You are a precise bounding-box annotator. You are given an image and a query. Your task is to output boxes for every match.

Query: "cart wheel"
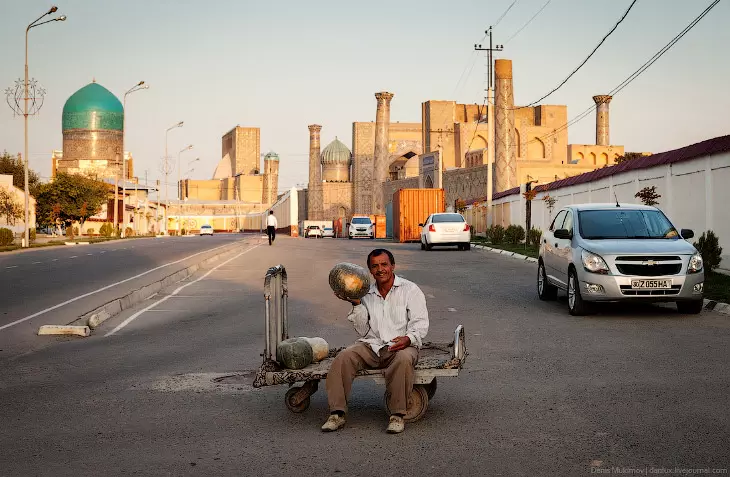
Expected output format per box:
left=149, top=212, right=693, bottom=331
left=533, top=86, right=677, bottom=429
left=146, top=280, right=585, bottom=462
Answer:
left=384, top=385, right=429, bottom=423
left=424, top=378, right=437, bottom=401
left=285, top=386, right=311, bottom=413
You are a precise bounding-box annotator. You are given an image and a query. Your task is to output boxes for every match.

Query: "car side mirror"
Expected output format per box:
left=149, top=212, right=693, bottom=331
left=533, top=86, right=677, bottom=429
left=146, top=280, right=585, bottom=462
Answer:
left=681, top=229, right=694, bottom=239
left=554, top=229, right=572, bottom=240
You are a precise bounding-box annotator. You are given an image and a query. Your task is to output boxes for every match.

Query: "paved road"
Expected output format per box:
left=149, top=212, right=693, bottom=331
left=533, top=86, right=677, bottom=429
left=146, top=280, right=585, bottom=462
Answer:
left=0, top=233, right=252, bottom=356
left=0, top=236, right=728, bottom=476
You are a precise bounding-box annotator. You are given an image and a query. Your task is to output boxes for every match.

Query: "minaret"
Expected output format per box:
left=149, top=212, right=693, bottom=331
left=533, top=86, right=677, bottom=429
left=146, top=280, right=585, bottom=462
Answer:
left=307, top=124, right=323, bottom=220
left=372, top=92, right=394, bottom=215
left=262, top=152, right=280, bottom=205
left=494, top=59, right=517, bottom=193
left=593, top=95, right=612, bottom=146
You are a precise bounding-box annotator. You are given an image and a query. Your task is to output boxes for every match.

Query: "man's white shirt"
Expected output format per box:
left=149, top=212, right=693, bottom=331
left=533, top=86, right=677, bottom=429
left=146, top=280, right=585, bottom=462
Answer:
left=266, top=215, right=278, bottom=227
left=347, top=275, right=429, bottom=354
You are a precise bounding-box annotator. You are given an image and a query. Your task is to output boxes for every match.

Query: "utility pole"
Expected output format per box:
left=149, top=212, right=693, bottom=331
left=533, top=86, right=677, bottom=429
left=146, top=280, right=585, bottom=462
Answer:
left=475, top=27, right=503, bottom=228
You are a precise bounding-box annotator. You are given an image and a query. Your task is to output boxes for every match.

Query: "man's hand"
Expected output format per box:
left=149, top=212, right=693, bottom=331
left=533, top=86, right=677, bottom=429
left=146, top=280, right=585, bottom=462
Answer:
left=334, top=291, right=360, bottom=306
left=388, top=335, right=411, bottom=352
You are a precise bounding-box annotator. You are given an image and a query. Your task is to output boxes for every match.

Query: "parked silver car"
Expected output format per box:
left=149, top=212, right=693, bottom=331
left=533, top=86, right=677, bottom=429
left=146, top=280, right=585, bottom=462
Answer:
left=537, top=203, right=704, bottom=315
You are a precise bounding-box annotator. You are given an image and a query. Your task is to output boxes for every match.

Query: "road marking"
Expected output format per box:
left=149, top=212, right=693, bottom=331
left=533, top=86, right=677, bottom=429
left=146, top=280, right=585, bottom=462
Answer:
left=51, top=259, right=58, bottom=262
left=70, top=256, right=78, bottom=259
left=106, top=244, right=259, bottom=336
left=87, top=253, right=93, bottom=256
left=5, top=266, right=17, bottom=269
left=0, top=241, right=240, bottom=332
left=448, top=308, right=457, bottom=312
left=100, top=251, right=106, bottom=254
left=32, top=261, right=41, bottom=264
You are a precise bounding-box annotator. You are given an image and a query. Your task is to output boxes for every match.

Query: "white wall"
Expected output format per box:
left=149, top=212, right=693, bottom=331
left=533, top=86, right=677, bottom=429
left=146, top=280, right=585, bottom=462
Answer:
left=480, top=151, right=730, bottom=270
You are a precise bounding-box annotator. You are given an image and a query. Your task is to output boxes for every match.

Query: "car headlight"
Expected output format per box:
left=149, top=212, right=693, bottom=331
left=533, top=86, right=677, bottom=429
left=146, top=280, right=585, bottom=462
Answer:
left=581, top=250, right=609, bottom=274
left=688, top=252, right=703, bottom=274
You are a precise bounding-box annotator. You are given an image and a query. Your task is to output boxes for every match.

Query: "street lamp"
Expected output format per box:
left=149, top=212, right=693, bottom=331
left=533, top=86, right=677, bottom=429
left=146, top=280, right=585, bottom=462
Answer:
left=177, top=145, right=193, bottom=232
left=181, top=167, right=194, bottom=235
left=163, top=121, right=183, bottom=234
left=19, top=6, right=66, bottom=247
left=120, top=81, right=148, bottom=237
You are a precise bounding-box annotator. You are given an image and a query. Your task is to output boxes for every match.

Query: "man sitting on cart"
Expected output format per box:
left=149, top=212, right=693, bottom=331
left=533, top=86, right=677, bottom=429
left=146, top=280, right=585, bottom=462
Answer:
left=323, top=248, right=429, bottom=434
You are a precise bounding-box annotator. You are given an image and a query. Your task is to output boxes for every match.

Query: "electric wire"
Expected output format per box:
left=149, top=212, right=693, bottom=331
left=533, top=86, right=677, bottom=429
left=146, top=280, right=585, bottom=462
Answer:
left=504, top=0, right=552, bottom=44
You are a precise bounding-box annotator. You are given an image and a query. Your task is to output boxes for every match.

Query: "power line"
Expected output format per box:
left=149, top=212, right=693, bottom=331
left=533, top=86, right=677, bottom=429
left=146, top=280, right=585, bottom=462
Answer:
left=522, top=0, right=639, bottom=107
left=505, top=0, right=552, bottom=45
left=493, top=0, right=518, bottom=27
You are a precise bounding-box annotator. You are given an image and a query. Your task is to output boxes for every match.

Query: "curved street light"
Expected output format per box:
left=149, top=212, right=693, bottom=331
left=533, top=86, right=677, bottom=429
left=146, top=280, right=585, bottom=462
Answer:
left=177, top=145, right=193, bottom=232
left=162, top=121, right=183, bottom=234
left=119, top=80, right=148, bottom=237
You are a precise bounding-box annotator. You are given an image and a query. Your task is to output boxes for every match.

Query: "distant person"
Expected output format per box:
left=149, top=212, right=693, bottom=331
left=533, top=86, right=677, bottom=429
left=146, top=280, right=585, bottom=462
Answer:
left=266, top=211, right=278, bottom=245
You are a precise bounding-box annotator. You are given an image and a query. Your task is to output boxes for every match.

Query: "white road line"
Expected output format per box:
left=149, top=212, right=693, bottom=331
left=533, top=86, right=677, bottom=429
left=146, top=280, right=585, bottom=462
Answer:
left=0, top=241, right=240, bottom=332
left=70, top=256, right=78, bottom=259
left=100, top=251, right=106, bottom=254
left=51, top=259, right=58, bottom=262
left=105, top=244, right=259, bottom=336
left=87, top=253, right=93, bottom=256
left=5, top=266, right=17, bottom=269
left=32, top=261, right=41, bottom=264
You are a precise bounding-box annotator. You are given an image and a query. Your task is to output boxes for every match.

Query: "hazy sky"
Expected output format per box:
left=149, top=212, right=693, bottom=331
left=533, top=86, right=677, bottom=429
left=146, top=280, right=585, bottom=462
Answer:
left=1, top=0, right=728, bottom=197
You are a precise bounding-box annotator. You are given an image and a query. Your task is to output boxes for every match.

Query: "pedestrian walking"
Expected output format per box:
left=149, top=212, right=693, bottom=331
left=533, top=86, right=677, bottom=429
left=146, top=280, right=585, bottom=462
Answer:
left=266, top=211, right=278, bottom=245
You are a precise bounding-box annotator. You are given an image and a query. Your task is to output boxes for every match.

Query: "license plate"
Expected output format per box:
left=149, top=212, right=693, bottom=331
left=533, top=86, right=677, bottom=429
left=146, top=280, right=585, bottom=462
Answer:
left=445, top=228, right=456, bottom=233
left=631, top=279, right=672, bottom=289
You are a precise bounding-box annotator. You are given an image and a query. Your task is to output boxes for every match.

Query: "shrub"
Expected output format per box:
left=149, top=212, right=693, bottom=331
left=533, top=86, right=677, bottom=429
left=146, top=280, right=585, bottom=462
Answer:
left=527, top=227, right=542, bottom=247
left=693, top=230, right=724, bottom=272
left=65, top=226, right=74, bottom=238
left=124, top=227, right=134, bottom=237
left=73, top=226, right=79, bottom=236
left=181, top=228, right=187, bottom=236
left=28, top=228, right=36, bottom=244
left=505, top=224, right=525, bottom=244
left=489, top=225, right=505, bottom=245
left=169, top=230, right=178, bottom=236
left=87, top=228, right=95, bottom=236
left=99, top=222, right=113, bottom=237
left=0, top=228, right=13, bottom=246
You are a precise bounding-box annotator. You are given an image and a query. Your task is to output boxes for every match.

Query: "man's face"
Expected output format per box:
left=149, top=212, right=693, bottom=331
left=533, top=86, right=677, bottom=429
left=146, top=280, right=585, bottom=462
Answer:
left=368, top=253, right=395, bottom=286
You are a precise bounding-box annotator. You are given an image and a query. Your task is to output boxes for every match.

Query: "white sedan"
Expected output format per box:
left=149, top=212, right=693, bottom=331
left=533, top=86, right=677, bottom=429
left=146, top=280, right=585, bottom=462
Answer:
left=200, top=224, right=214, bottom=236
left=419, top=213, right=471, bottom=251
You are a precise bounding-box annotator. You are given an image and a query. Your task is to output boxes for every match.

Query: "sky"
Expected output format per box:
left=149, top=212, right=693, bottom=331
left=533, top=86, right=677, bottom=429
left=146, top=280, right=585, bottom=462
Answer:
left=1, top=0, right=728, bottom=199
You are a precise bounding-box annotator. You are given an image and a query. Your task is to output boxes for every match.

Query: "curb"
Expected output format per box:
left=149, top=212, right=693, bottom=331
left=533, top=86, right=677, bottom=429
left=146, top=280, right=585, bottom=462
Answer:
left=471, top=242, right=730, bottom=315
left=70, top=241, right=248, bottom=330
left=38, top=325, right=90, bottom=337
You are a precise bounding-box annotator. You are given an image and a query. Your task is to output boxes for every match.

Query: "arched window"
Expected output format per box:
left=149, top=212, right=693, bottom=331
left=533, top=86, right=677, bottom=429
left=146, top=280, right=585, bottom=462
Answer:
left=425, top=175, right=434, bottom=188
left=514, top=128, right=521, bottom=157
left=528, top=137, right=545, bottom=159
left=590, top=152, right=597, bottom=165
left=601, top=152, right=609, bottom=165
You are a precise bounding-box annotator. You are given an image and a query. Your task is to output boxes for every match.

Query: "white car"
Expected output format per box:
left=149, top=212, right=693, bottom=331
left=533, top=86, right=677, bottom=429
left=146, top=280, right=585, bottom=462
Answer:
left=348, top=216, right=374, bottom=239
left=420, top=213, right=471, bottom=251
left=322, top=227, right=335, bottom=238
left=200, top=224, right=214, bottom=236
left=305, top=226, right=322, bottom=238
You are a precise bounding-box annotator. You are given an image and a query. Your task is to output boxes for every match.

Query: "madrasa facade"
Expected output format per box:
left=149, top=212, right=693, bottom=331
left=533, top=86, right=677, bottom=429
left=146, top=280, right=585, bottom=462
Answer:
left=306, top=58, right=626, bottom=222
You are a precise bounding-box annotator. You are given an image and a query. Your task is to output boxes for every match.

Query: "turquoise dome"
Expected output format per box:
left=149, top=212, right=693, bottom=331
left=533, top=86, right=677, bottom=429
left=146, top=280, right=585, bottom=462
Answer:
left=321, top=138, right=351, bottom=165
left=62, top=81, right=123, bottom=131
left=264, top=151, right=280, bottom=161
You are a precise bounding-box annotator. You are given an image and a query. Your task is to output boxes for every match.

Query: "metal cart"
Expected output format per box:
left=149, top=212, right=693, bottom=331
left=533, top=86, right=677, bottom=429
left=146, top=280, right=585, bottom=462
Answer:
left=252, top=265, right=467, bottom=422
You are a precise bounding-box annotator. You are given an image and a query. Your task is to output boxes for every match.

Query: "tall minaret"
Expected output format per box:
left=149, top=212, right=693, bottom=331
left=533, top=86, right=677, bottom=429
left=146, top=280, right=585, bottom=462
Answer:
left=494, top=59, right=517, bottom=193
left=307, top=124, right=323, bottom=220
left=593, top=95, right=612, bottom=146
left=262, top=152, right=280, bottom=205
left=372, top=92, right=394, bottom=215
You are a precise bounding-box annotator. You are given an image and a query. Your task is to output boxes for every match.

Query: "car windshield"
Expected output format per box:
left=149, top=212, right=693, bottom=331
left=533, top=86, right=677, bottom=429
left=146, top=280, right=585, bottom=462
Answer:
left=324, top=228, right=333, bottom=231
left=578, top=209, right=679, bottom=239
left=351, top=218, right=371, bottom=225
left=432, top=214, right=465, bottom=223
left=309, top=226, right=319, bottom=229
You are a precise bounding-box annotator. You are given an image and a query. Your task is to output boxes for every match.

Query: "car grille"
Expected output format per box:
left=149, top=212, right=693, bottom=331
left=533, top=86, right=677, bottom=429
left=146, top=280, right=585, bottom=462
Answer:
left=620, top=285, right=682, bottom=296
left=615, top=264, right=682, bottom=276
left=615, top=256, right=681, bottom=261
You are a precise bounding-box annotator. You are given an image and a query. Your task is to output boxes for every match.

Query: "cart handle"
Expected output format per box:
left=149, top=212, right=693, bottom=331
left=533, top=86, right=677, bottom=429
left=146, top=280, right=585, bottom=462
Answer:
left=453, top=324, right=466, bottom=361
left=264, top=265, right=289, bottom=362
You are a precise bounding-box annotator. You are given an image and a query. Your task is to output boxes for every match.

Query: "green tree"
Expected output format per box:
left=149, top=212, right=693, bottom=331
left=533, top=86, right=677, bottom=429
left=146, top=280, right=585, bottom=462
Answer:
left=614, top=152, right=645, bottom=164
left=0, top=151, right=42, bottom=197
left=36, top=173, right=108, bottom=229
left=0, top=187, right=23, bottom=225
left=635, top=186, right=661, bottom=206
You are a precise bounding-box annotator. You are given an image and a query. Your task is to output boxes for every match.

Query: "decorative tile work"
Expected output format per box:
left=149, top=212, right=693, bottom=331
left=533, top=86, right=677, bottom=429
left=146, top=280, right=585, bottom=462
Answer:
left=62, top=111, right=123, bottom=131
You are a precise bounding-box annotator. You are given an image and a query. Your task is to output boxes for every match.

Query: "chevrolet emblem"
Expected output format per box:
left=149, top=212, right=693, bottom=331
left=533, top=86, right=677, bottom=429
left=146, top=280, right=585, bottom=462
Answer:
left=643, top=260, right=657, bottom=266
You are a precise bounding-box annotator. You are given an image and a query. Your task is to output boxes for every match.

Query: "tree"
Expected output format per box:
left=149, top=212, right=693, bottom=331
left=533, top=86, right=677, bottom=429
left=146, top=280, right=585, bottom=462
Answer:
left=542, top=194, right=557, bottom=217
left=0, top=151, right=42, bottom=197
left=36, top=173, right=108, bottom=229
left=614, top=152, right=645, bottom=164
left=635, top=186, right=661, bottom=206
left=0, top=187, right=23, bottom=225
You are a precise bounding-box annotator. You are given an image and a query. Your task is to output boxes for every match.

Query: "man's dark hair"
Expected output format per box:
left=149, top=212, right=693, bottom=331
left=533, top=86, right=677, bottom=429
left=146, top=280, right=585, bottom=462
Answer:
left=269, top=210, right=274, bottom=214
left=367, top=249, right=395, bottom=267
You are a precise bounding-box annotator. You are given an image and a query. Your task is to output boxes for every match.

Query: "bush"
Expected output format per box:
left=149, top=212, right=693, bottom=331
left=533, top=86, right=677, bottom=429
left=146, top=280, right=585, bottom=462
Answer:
left=505, top=224, right=525, bottom=244
left=488, top=225, right=505, bottom=245
left=0, top=228, right=13, bottom=246
left=528, top=227, right=542, bottom=247
left=169, top=230, right=178, bottom=236
left=87, top=228, right=95, bottom=236
left=694, top=230, right=724, bottom=272
left=181, top=228, right=187, bottom=236
left=124, top=227, right=134, bottom=237
left=99, top=222, right=113, bottom=237
left=28, top=228, right=36, bottom=244
left=65, top=226, right=74, bottom=238
left=73, top=226, right=79, bottom=236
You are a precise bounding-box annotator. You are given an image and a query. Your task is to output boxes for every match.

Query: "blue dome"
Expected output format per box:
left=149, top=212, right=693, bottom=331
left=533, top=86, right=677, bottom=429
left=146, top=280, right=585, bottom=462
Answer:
left=62, top=81, right=123, bottom=131
left=321, top=138, right=351, bottom=165
left=264, top=151, right=280, bottom=161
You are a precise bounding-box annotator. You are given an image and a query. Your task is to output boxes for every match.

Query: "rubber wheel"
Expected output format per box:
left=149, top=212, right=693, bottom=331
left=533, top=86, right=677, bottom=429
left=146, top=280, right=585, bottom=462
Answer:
left=537, top=262, right=558, bottom=301
left=425, top=241, right=432, bottom=251
left=677, top=299, right=704, bottom=314
left=568, top=269, right=589, bottom=316
left=384, top=385, right=429, bottom=423
left=285, top=386, right=311, bottom=413
left=348, top=236, right=352, bottom=240
left=463, top=243, right=471, bottom=251
left=424, top=378, right=437, bottom=401
left=420, top=241, right=425, bottom=250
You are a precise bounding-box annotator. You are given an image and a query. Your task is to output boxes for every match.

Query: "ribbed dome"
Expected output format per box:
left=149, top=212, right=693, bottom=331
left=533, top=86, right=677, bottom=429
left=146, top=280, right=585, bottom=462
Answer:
left=264, top=151, right=280, bottom=161
left=321, top=138, right=351, bottom=165
left=62, top=81, right=123, bottom=131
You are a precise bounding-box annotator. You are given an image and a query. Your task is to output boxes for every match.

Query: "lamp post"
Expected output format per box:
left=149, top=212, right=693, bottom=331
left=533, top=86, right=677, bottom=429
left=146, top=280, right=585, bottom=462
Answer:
left=20, top=6, right=66, bottom=247
left=121, top=81, right=148, bottom=237
left=163, top=121, right=183, bottom=234
left=181, top=167, right=195, bottom=234
left=176, top=145, right=193, bottom=232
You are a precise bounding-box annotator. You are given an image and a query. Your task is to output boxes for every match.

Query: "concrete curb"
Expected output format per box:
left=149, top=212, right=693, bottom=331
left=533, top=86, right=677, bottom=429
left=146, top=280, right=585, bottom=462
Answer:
left=38, top=325, right=90, bottom=337
left=64, top=241, right=90, bottom=246
left=472, top=242, right=729, bottom=314
left=71, top=241, right=248, bottom=330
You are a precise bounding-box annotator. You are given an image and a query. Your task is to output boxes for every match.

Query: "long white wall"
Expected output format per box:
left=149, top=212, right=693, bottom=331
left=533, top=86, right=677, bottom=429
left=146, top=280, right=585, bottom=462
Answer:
left=476, top=150, right=730, bottom=270
left=244, top=187, right=300, bottom=236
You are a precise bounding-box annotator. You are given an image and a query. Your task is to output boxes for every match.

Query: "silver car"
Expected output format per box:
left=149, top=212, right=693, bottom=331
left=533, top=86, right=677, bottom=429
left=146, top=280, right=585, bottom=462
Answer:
left=537, top=203, right=704, bottom=315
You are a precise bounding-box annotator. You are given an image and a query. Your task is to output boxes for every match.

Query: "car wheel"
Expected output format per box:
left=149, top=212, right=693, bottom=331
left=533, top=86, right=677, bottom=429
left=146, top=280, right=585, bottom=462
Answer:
left=567, top=269, right=589, bottom=316
left=537, top=261, right=558, bottom=301
left=348, top=235, right=352, bottom=240
left=420, top=241, right=425, bottom=250
left=676, top=299, right=704, bottom=314
left=463, top=243, right=471, bottom=251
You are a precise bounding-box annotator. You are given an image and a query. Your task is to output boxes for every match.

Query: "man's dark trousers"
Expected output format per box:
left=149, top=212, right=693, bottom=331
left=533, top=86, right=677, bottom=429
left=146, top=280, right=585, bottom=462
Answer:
left=267, top=226, right=276, bottom=245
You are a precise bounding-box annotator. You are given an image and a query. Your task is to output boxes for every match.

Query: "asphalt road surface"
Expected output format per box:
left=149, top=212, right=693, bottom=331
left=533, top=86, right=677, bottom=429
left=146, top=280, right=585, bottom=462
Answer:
left=0, top=235, right=728, bottom=476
